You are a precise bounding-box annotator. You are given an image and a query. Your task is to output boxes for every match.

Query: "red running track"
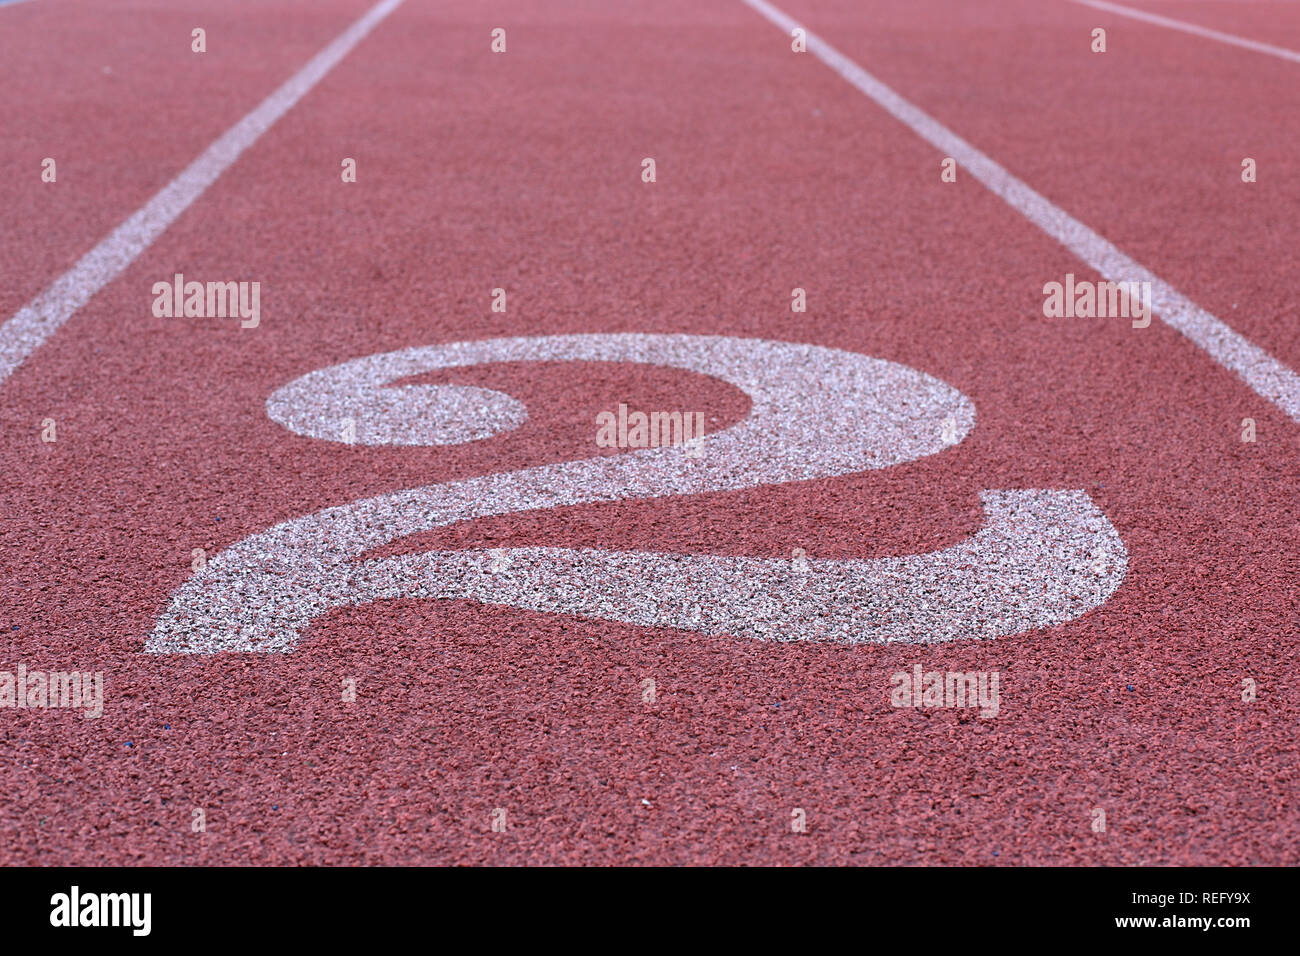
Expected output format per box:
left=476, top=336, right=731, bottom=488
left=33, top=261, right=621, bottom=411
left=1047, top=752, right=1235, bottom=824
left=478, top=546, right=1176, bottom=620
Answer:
left=0, top=0, right=1296, bottom=864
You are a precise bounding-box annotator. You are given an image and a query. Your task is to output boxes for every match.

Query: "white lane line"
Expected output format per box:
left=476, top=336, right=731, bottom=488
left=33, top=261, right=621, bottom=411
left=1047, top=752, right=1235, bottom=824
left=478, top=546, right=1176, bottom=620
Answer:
left=742, top=0, right=1300, bottom=423
left=1069, top=0, right=1300, bottom=64
left=0, top=0, right=406, bottom=387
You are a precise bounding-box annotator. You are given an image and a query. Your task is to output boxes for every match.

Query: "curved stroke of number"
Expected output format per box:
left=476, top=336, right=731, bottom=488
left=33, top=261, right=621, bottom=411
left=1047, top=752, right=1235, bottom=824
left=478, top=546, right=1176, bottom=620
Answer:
left=146, top=334, right=1127, bottom=653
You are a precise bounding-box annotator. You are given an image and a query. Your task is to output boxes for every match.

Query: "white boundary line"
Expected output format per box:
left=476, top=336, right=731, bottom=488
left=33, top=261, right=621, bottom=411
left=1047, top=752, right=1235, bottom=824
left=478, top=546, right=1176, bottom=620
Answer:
left=742, top=0, right=1300, bottom=423
left=1070, top=0, right=1300, bottom=64
left=0, top=0, right=406, bottom=386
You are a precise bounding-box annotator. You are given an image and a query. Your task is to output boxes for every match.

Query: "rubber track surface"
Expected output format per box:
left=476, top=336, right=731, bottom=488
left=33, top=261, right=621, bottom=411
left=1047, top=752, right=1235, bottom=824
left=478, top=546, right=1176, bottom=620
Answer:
left=0, top=0, right=1296, bottom=864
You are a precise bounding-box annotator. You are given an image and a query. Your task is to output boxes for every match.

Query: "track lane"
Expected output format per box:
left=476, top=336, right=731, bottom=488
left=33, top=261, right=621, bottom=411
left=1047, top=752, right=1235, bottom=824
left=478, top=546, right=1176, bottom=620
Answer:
left=1, top=0, right=1296, bottom=864
left=778, top=0, right=1300, bottom=377
left=0, top=0, right=380, bottom=362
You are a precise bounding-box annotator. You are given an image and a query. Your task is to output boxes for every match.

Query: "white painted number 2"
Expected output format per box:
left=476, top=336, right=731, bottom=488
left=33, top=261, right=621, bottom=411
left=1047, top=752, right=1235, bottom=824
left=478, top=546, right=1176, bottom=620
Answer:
left=148, top=334, right=1126, bottom=652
